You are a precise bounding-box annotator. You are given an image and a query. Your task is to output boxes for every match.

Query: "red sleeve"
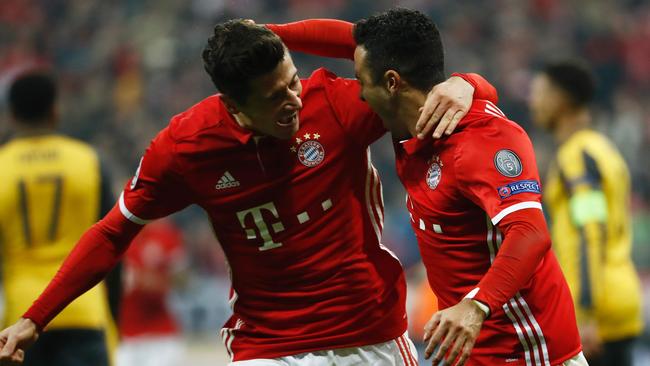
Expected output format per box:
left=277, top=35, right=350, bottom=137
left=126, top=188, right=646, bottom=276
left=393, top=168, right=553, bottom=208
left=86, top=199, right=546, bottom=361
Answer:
left=23, top=205, right=142, bottom=330
left=453, top=113, right=546, bottom=314
left=266, top=19, right=355, bottom=60
left=455, top=115, right=542, bottom=225
left=452, top=72, right=498, bottom=104
left=317, top=70, right=386, bottom=147
left=119, top=127, right=191, bottom=223
left=467, top=209, right=552, bottom=315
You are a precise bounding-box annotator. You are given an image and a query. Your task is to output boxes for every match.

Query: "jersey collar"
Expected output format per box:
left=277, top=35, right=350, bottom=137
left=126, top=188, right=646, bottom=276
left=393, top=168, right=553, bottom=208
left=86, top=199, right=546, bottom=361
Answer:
left=398, top=134, right=434, bottom=155
left=220, top=104, right=255, bottom=145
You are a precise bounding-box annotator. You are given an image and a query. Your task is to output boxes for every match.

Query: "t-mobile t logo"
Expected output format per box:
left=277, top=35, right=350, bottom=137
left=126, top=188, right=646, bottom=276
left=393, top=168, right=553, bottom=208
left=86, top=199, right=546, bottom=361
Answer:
left=236, top=202, right=284, bottom=251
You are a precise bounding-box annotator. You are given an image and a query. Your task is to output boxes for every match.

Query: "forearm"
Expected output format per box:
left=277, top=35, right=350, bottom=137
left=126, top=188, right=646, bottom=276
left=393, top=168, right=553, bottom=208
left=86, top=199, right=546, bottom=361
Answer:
left=23, top=205, right=142, bottom=330
left=266, top=19, right=355, bottom=60
left=469, top=209, right=550, bottom=314
left=451, top=73, right=498, bottom=104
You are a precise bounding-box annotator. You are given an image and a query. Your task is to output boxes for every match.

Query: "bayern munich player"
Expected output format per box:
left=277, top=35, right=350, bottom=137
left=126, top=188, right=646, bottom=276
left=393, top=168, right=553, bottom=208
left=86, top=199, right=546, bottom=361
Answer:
left=0, top=18, right=496, bottom=366
left=268, top=9, right=588, bottom=366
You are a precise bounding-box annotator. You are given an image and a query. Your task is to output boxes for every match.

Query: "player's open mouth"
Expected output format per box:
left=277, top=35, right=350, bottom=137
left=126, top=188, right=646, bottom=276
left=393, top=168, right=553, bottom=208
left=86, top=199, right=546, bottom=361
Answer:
left=276, top=113, right=298, bottom=127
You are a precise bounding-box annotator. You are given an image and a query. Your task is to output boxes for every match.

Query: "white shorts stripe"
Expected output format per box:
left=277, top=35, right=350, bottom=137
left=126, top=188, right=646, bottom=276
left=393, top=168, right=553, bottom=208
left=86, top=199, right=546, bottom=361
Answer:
left=395, top=336, right=413, bottom=366
left=118, top=191, right=152, bottom=225
left=491, top=201, right=543, bottom=225
left=402, top=334, right=418, bottom=366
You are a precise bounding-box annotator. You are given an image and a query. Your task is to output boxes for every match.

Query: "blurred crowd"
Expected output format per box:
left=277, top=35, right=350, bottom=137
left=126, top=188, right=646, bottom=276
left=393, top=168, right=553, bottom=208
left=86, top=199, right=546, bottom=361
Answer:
left=1, top=0, right=649, bottom=357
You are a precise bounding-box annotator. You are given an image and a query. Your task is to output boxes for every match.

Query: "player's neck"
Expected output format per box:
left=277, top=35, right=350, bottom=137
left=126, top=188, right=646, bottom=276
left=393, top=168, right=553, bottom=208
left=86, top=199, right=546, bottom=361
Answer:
left=395, top=89, right=426, bottom=139
left=13, top=120, right=57, bottom=137
left=553, top=108, right=591, bottom=143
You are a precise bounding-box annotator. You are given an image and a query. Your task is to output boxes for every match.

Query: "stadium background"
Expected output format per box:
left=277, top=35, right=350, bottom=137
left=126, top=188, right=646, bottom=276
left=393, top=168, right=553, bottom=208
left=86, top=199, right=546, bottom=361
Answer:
left=1, top=0, right=648, bottom=364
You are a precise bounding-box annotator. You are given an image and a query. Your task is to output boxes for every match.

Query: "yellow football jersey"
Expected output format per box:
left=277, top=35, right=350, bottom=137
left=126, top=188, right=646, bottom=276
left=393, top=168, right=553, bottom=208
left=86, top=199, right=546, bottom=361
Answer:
left=0, top=134, right=112, bottom=330
left=545, top=129, right=643, bottom=341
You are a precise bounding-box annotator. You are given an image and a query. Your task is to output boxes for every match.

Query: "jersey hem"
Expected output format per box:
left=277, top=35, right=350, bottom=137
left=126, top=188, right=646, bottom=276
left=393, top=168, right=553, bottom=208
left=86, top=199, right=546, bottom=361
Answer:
left=550, top=345, right=583, bottom=366
left=230, top=325, right=407, bottom=362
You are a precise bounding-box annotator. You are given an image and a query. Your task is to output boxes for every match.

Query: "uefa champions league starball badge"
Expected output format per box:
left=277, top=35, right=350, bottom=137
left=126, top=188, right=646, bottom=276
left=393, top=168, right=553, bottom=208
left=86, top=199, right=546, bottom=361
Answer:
left=426, top=155, right=443, bottom=190
left=290, top=132, right=325, bottom=167
left=494, top=149, right=523, bottom=177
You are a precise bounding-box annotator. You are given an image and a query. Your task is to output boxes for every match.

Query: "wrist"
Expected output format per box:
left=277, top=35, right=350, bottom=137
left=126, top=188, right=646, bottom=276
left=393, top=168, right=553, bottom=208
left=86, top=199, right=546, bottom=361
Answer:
left=20, top=317, right=41, bottom=334
left=470, top=299, right=489, bottom=320
left=450, top=73, right=476, bottom=95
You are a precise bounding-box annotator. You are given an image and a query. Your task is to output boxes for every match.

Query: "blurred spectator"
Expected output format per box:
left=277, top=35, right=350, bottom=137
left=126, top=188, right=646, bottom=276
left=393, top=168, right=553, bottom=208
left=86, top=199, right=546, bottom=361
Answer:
left=117, top=219, right=187, bottom=366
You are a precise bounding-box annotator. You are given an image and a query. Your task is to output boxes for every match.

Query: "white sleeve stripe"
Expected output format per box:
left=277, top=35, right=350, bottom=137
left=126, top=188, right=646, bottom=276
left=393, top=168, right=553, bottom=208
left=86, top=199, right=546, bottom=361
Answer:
left=491, top=201, right=543, bottom=225
left=118, top=191, right=152, bottom=225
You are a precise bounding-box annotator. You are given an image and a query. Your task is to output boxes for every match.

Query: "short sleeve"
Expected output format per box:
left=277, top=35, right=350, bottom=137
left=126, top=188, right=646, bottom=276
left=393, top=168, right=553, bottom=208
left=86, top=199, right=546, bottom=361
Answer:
left=320, top=70, right=387, bottom=147
left=455, top=119, right=543, bottom=225
left=119, top=128, right=191, bottom=224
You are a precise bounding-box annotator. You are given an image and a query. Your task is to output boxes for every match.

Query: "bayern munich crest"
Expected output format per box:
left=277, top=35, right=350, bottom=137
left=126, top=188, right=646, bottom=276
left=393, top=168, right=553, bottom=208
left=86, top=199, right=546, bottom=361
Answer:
left=291, top=132, right=325, bottom=167
left=426, top=156, right=443, bottom=190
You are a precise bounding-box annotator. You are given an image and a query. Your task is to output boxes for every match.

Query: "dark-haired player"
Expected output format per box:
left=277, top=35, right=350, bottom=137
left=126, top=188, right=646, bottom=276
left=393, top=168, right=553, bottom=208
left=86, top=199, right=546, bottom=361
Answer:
left=530, top=61, right=642, bottom=366
left=0, top=71, right=119, bottom=366
left=269, top=9, right=587, bottom=366
left=0, top=21, right=495, bottom=366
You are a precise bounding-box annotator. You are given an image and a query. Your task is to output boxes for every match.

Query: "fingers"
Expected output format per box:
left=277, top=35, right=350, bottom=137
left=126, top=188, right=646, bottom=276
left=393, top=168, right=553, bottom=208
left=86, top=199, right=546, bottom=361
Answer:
left=446, top=110, right=465, bottom=135
left=0, top=336, right=16, bottom=359
left=454, top=338, right=476, bottom=366
left=424, top=321, right=447, bottom=360
left=10, top=349, right=24, bottom=363
left=432, top=108, right=455, bottom=139
left=431, top=326, right=459, bottom=365
left=423, top=313, right=441, bottom=343
left=444, top=333, right=466, bottom=366
left=416, top=101, right=443, bottom=139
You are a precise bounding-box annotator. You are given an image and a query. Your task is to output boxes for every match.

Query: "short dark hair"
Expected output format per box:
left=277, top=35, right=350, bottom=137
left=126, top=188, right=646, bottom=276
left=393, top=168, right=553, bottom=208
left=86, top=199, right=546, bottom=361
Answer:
left=8, top=71, right=57, bottom=124
left=543, top=60, right=595, bottom=107
left=353, top=8, right=445, bottom=92
left=202, top=20, right=286, bottom=104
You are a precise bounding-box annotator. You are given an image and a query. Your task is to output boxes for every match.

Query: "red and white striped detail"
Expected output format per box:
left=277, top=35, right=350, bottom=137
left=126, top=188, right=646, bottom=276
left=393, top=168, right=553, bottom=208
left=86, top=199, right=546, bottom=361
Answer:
left=394, top=333, right=419, bottom=366
left=365, top=149, right=398, bottom=261
left=484, top=101, right=506, bottom=119
left=485, top=218, right=550, bottom=366
left=220, top=318, right=244, bottom=362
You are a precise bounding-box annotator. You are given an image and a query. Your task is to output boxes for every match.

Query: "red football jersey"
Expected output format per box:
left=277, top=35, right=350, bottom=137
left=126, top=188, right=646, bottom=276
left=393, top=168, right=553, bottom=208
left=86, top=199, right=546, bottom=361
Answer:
left=119, top=68, right=407, bottom=361
left=395, top=100, right=581, bottom=366
left=119, top=219, right=184, bottom=338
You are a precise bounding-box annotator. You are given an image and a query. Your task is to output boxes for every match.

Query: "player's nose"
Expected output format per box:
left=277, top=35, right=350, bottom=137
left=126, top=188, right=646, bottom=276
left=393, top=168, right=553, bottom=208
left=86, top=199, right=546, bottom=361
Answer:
left=288, top=90, right=303, bottom=110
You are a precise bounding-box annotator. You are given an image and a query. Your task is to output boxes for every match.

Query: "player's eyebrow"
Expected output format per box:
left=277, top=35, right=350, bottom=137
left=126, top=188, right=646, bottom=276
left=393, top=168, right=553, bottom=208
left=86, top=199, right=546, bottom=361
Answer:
left=266, top=71, right=299, bottom=100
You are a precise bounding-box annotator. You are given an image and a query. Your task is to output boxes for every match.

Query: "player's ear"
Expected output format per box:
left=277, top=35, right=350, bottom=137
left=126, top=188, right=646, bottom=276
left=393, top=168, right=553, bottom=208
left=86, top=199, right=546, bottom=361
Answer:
left=384, top=70, right=401, bottom=96
left=219, top=94, right=241, bottom=115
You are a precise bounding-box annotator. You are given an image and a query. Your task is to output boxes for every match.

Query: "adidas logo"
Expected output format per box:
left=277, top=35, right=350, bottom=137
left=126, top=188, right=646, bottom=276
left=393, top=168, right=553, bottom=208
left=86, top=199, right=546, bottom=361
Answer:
left=215, top=171, right=240, bottom=190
